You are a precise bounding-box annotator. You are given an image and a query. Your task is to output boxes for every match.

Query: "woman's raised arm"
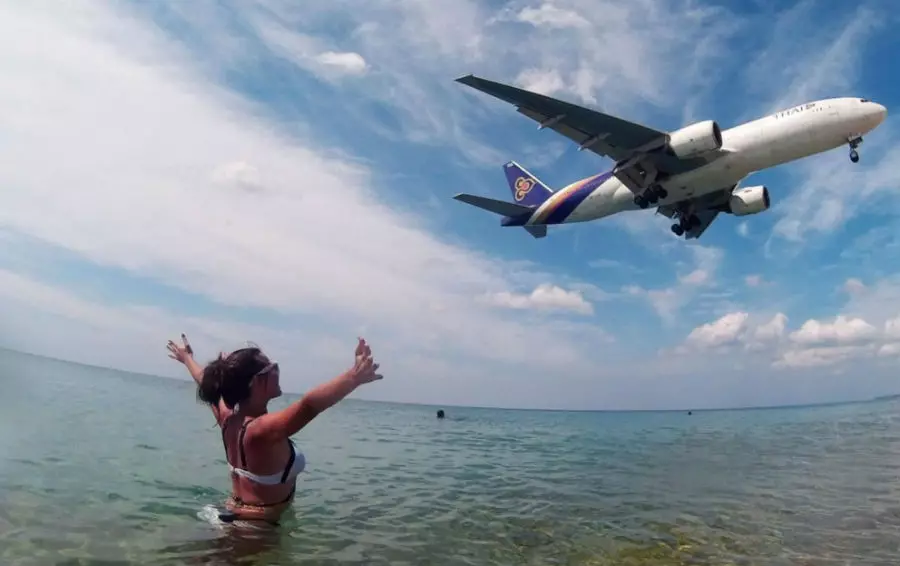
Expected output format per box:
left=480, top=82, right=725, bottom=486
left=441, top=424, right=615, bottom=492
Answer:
left=248, top=338, right=383, bottom=444
left=167, top=334, right=230, bottom=423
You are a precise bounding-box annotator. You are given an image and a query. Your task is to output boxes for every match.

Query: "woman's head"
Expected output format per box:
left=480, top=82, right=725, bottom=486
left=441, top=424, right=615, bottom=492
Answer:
left=197, top=345, right=282, bottom=409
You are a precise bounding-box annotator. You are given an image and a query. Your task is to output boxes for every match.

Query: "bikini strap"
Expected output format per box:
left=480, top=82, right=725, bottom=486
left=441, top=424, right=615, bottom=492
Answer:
left=230, top=417, right=294, bottom=485
left=279, top=439, right=296, bottom=484
left=238, top=419, right=253, bottom=468
left=220, top=420, right=229, bottom=456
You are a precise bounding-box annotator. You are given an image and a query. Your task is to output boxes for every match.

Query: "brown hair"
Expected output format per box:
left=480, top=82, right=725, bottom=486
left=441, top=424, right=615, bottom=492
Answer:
left=197, top=346, right=269, bottom=409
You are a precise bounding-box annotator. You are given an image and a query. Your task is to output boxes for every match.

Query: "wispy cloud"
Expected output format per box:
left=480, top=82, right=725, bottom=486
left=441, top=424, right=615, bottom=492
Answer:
left=735, top=1, right=899, bottom=249
left=255, top=22, right=369, bottom=80
left=513, top=3, right=591, bottom=29
left=621, top=245, right=726, bottom=324
left=741, top=1, right=884, bottom=115
left=0, top=1, right=629, bottom=409
left=2, top=0, right=899, bottom=410
left=228, top=0, right=744, bottom=163
left=766, top=124, right=900, bottom=248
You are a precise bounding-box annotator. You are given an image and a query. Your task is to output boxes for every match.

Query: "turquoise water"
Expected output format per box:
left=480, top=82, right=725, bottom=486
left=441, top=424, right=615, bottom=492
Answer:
left=2, top=349, right=900, bottom=565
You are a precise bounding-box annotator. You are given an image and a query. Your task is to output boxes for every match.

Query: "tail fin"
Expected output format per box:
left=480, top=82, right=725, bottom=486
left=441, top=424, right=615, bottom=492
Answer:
left=503, top=161, right=554, bottom=208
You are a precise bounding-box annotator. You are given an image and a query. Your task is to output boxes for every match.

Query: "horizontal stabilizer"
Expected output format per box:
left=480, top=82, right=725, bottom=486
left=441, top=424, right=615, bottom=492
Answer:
left=453, top=193, right=533, bottom=217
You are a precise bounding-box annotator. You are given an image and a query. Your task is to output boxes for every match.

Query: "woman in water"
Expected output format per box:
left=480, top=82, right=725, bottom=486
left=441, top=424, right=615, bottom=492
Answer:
left=166, top=333, right=382, bottom=525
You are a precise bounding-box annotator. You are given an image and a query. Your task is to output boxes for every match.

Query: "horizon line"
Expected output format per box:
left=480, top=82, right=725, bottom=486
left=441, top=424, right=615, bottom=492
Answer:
left=2, top=346, right=896, bottom=414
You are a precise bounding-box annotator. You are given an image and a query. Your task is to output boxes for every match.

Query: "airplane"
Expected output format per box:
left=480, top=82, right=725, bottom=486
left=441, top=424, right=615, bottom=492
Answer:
left=452, top=74, right=888, bottom=240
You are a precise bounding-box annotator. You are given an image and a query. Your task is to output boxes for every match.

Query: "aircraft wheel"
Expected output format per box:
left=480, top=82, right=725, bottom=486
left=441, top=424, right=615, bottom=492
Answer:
left=671, top=223, right=684, bottom=236
left=656, top=187, right=668, bottom=199
left=850, top=149, right=859, bottom=163
left=634, top=195, right=648, bottom=209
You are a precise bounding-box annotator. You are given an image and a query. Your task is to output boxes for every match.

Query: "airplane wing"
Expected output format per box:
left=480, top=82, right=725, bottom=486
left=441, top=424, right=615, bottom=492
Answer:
left=455, top=74, right=725, bottom=192
left=656, top=186, right=734, bottom=240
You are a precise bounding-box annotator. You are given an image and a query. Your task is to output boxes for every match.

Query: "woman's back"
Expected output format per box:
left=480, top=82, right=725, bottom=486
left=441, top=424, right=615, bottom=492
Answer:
left=221, top=414, right=303, bottom=512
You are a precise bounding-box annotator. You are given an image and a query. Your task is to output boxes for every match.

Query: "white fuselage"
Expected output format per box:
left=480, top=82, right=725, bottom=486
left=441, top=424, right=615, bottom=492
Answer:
left=528, top=97, right=887, bottom=225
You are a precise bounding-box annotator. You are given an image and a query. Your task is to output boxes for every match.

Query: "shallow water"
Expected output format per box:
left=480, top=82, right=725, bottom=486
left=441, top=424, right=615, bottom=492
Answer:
left=2, top=348, right=900, bottom=565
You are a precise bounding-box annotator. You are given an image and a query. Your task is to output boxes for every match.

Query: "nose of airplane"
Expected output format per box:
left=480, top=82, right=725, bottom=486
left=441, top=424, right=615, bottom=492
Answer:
left=875, top=103, right=888, bottom=124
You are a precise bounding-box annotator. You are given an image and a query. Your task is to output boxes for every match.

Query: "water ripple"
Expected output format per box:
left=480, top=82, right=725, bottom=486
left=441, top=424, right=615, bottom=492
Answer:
left=3, top=352, right=900, bottom=564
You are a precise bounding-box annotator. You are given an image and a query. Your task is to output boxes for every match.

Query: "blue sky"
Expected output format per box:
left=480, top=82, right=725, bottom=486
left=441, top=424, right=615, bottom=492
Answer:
left=1, top=0, right=900, bottom=410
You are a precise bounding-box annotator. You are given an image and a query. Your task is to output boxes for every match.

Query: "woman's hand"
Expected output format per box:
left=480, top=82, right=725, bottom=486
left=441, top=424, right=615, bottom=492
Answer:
left=352, top=337, right=382, bottom=385
left=166, top=333, right=194, bottom=364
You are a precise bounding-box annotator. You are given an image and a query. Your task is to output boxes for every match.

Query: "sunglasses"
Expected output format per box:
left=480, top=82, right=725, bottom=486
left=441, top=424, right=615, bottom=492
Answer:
left=254, top=361, right=279, bottom=377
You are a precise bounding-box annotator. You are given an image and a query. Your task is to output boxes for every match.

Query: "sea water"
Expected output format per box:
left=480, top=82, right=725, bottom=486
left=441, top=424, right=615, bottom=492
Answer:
left=1, top=348, right=899, bottom=565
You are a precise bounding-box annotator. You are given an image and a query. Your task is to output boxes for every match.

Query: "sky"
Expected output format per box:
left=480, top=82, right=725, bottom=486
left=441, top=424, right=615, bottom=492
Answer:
left=1, top=0, right=900, bottom=411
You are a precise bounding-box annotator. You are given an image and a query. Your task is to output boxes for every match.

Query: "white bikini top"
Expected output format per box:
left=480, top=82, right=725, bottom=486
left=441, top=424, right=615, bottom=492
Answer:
left=222, top=418, right=306, bottom=485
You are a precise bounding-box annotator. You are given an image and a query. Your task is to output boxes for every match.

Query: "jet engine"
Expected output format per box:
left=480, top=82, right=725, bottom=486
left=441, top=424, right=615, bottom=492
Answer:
left=727, top=185, right=770, bottom=216
left=667, top=120, right=723, bottom=158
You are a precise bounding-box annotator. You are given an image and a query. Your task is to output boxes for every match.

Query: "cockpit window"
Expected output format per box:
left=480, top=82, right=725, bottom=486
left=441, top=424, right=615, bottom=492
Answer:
left=861, top=98, right=869, bottom=103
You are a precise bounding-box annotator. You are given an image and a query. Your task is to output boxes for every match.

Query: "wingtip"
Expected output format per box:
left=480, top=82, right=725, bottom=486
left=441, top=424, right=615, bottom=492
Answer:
left=454, top=73, right=477, bottom=85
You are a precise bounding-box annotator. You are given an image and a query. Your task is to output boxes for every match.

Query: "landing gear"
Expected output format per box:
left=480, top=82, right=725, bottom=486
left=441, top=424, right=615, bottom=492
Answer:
left=849, top=135, right=862, bottom=163
left=671, top=214, right=699, bottom=238
left=633, top=185, right=669, bottom=209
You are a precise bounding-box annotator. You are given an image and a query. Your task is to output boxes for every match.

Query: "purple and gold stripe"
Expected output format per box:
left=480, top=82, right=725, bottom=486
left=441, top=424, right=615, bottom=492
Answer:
left=531, top=170, right=614, bottom=225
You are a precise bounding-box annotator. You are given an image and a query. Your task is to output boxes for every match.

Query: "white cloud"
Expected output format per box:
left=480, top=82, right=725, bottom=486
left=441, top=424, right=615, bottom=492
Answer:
left=0, top=265, right=619, bottom=408
left=841, top=275, right=900, bottom=324
left=0, top=1, right=619, bottom=408
left=2, top=0, right=898, bottom=410
left=741, top=2, right=882, bottom=116
left=515, top=68, right=566, bottom=97
left=877, top=343, right=900, bottom=357
left=789, top=315, right=878, bottom=346
left=240, top=0, right=742, bottom=157
left=884, top=317, right=900, bottom=340
left=752, top=312, right=787, bottom=343
left=877, top=315, right=900, bottom=359
left=744, top=4, right=899, bottom=248
left=211, top=161, right=264, bottom=193
left=485, top=283, right=595, bottom=315
left=774, top=344, right=874, bottom=369
left=767, top=134, right=900, bottom=247
left=842, top=278, right=866, bottom=295
left=675, top=302, right=900, bottom=370
left=514, top=3, right=591, bottom=29
left=679, top=268, right=712, bottom=286
left=253, top=19, right=368, bottom=80
left=314, top=51, right=368, bottom=75
left=0, top=269, right=131, bottom=331
left=623, top=245, right=724, bottom=323
left=680, top=311, right=787, bottom=353
left=684, top=311, right=749, bottom=349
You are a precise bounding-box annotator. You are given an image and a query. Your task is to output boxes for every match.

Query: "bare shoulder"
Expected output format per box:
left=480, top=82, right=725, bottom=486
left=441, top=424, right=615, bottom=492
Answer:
left=215, top=404, right=236, bottom=429
left=245, top=400, right=319, bottom=445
